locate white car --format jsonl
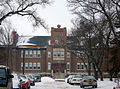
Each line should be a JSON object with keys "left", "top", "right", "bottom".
{"left": 69, "top": 75, "right": 83, "bottom": 85}
{"left": 67, "top": 75, "right": 75, "bottom": 83}
{"left": 80, "top": 76, "right": 97, "bottom": 88}
{"left": 12, "top": 74, "right": 22, "bottom": 89}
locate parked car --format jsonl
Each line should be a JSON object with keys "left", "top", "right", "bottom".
{"left": 67, "top": 75, "right": 75, "bottom": 83}
{"left": 0, "top": 65, "right": 14, "bottom": 89}
{"left": 12, "top": 74, "right": 22, "bottom": 89}
{"left": 69, "top": 75, "right": 83, "bottom": 85}
{"left": 27, "top": 75, "right": 35, "bottom": 86}
{"left": 80, "top": 76, "right": 97, "bottom": 88}
{"left": 113, "top": 78, "right": 120, "bottom": 89}
{"left": 113, "top": 85, "right": 120, "bottom": 89}
{"left": 33, "top": 73, "right": 41, "bottom": 82}
{"left": 19, "top": 75, "right": 31, "bottom": 89}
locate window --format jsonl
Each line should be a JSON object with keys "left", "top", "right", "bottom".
{"left": 67, "top": 52, "right": 70, "bottom": 58}
{"left": 37, "top": 50, "right": 41, "bottom": 58}
{"left": 48, "top": 51, "right": 51, "bottom": 58}
{"left": 77, "top": 53, "right": 80, "bottom": 58}
{"left": 57, "top": 52, "right": 61, "bottom": 57}
{"left": 37, "top": 63, "right": 40, "bottom": 69}
{"left": 29, "top": 50, "right": 32, "bottom": 58}
{"left": 85, "top": 63, "right": 88, "bottom": 69}
{"left": 25, "top": 63, "right": 28, "bottom": 70}
{"left": 21, "top": 50, "right": 23, "bottom": 58}
{"left": 33, "top": 63, "right": 36, "bottom": 69}
{"left": 33, "top": 50, "right": 37, "bottom": 58}
{"left": 53, "top": 52, "right": 57, "bottom": 57}
{"left": 25, "top": 50, "right": 29, "bottom": 58}
{"left": 66, "top": 62, "right": 70, "bottom": 70}
{"left": 21, "top": 62, "right": 23, "bottom": 70}
{"left": 53, "top": 51, "right": 64, "bottom": 58}
{"left": 81, "top": 63, "right": 84, "bottom": 69}
{"left": 77, "top": 63, "right": 80, "bottom": 70}
{"left": 48, "top": 62, "right": 51, "bottom": 70}
{"left": 29, "top": 62, "right": 32, "bottom": 69}
{"left": 61, "top": 52, "right": 64, "bottom": 57}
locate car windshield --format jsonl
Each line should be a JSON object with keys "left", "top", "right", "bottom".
{"left": 0, "top": 68, "right": 6, "bottom": 78}
{"left": 27, "top": 75, "right": 32, "bottom": 79}
{"left": 0, "top": 69, "right": 6, "bottom": 78}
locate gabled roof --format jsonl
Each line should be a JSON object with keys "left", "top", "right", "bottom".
{"left": 18, "top": 36, "right": 51, "bottom": 47}
{"left": 17, "top": 36, "right": 75, "bottom": 47}
{"left": 28, "top": 36, "right": 51, "bottom": 46}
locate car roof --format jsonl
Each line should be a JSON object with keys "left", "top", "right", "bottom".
{"left": 0, "top": 65, "right": 9, "bottom": 69}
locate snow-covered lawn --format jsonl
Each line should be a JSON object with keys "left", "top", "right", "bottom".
{"left": 31, "top": 77, "right": 117, "bottom": 89}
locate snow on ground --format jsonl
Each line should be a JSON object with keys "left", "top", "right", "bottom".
{"left": 31, "top": 77, "right": 117, "bottom": 89}
{"left": 41, "top": 77, "right": 55, "bottom": 83}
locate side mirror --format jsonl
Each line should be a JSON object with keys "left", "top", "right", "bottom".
{"left": 20, "top": 79, "right": 22, "bottom": 82}
{"left": 8, "top": 75, "right": 14, "bottom": 78}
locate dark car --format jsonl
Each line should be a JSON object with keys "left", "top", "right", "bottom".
{"left": 33, "top": 73, "right": 41, "bottom": 82}
{"left": 0, "top": 65, "right": 14, "bottom": 89}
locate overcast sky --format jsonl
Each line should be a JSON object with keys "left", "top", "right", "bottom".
{"left": 10, "top": 0, "right": 74, "bottom": 36}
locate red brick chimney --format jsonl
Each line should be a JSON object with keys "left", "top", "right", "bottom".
{"left": 12, "top": 31, "right": 17, "bottom": 46}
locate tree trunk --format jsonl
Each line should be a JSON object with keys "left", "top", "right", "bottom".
{"left": 109, "top": 73, "right": 113, "bottom": 81}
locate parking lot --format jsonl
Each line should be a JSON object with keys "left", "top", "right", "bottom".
{"left": 30, "top": 77, "right": 117, "bottom": 89}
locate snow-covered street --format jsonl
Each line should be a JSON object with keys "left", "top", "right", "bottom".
{"left": 30, "top": 77, "right": 117, "bottom": 89}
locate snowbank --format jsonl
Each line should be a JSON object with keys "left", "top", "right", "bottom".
{"left": 41, "top": 77, "right": 55, "bottom": 83}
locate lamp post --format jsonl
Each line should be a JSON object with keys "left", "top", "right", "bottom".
{"left": 22, "top": 50, "right": 25, "bottom": 75}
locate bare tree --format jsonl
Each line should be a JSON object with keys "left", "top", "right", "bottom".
{"left": 0, "top": 0, "right": 52, "bottom": 29}
{"left": 67, "top": 0, "right": 120, "bottom": 81}
{"left": 0, "top": 22, "right": 17, "bottom": 69}
{"left": 69, "top": 16, "right": 106, "bottom": 80}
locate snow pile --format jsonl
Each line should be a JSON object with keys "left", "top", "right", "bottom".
{"left": 41, "top": 77, "right": 55, "bottom": 83}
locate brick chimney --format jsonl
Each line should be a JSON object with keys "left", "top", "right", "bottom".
{"left": 12, "top": 31, "right": 17, "bottom": 46}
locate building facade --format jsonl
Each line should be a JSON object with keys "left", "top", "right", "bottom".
{"left": 0, "top": 25, "right": 91, "bottom": 78}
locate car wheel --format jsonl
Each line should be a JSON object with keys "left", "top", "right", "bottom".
{"left": 80, "top": 86, "right": 83, "bottom": 88}
{"left": 95, "top": 85, "right": 97, "bottom": 88}
{"left": 28, "top": 86, "right": 30, "bottom": 89}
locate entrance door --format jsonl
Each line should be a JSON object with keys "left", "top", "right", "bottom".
{"left": 55, "top": 66, "right": 63, "bottom": 73}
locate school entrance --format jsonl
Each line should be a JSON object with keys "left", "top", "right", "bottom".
{"left": 52, "top": 62, "right": 66, "bottom": 79}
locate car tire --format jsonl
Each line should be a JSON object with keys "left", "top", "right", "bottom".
{"left": 95, "top": 85, "right": 97, "bottom": 88}
{"left": 28, "top": 86, "right": 30, "bottom": 89}
{"left": 80, "top": 86, "right": 83, "bottom": 88}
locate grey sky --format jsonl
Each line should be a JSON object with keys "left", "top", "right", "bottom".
{"left": 10, "top": 0, "right": 74, "bottom": 36}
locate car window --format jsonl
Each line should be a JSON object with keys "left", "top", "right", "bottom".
{"left": 74, "top": 75, "right": 82, "bottom": 78}
{"left": 0, "top": 68, "right": 6, "bottom": 78}
{"left": 20, "top": 75, "right": 26, "bottom": 79}
{"left": 83, "top": 76, "right": 95, "bottom": 79}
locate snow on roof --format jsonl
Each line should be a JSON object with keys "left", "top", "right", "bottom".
{"left": 18, "top": 42, "right": 36, "bottom": 46}
{"left": 17, "top": 36, "right": 34, "bottom": 46}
